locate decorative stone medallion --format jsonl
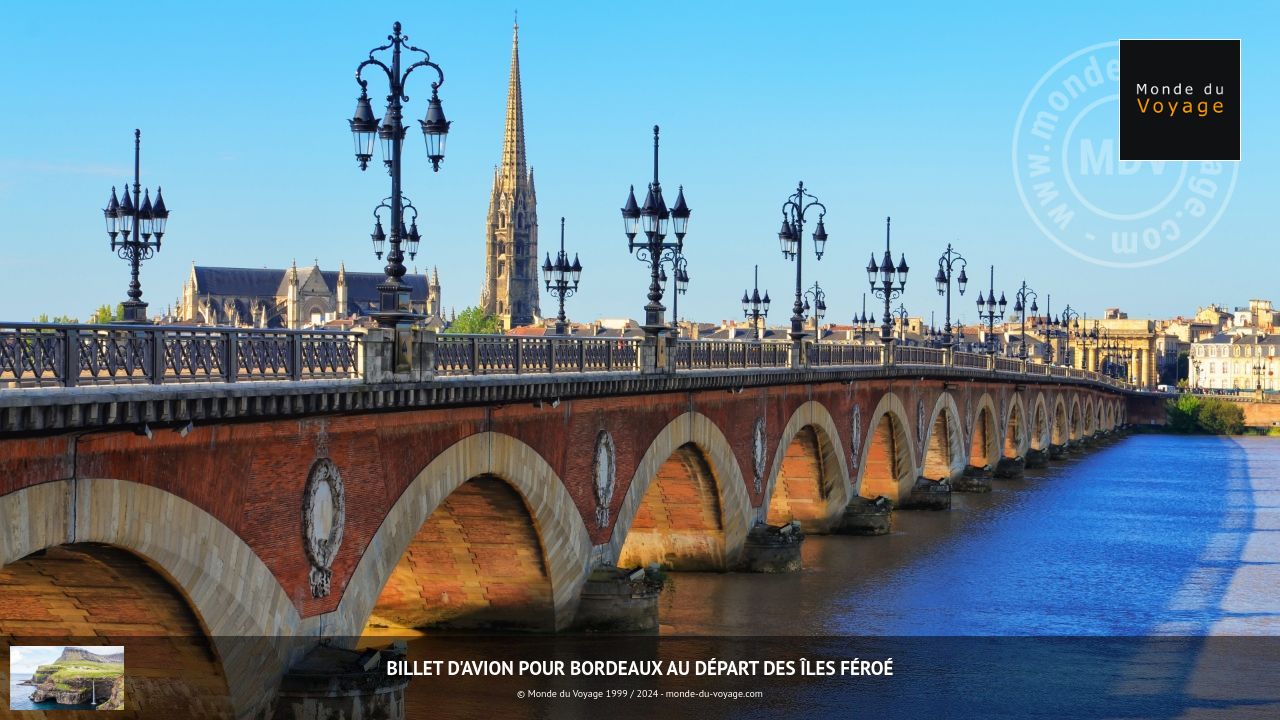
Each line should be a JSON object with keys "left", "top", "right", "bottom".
{"left": 593, "top": 430, "right": 616, "bottom": 528}
{"left": 752, "top": 418, "right": 767, "bottom": 494}
{"left": 302, "top": 457, "right": 345, "bottom": 598}
{"left": 850, "top": 406, "right": 862, "bottom": 468}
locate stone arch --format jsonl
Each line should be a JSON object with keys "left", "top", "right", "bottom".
{"left": 1070, "top": 396, "right": 1084, "bottom": 441}
{"left": 336, "top": 432, "right": 592, "bottom": 636}
{"left": 1084, "top": 397, "right": 1097, "bottom": 435}
{"left": 920, "top": 393, "right": 966, "bottom": 482}
{"left": 1031, "top": 393, "right": 1050, "bottom": 450}
{"left": 968, "top": 393, "right": 1000, "bottom": 470}
{"left": 1003, "top": 393, "right": 1029, "bottom": 458}
{"left": 1052, "top": 395, "right": 1069, "bottom": 445}
{"left": 763, "top": 401, "right": 853, "bottom": 533}
{"left": 0, "top": 479, "right": 294, "bottom": 719}
{"left": 856, "top": 392, "right": 919, "bottom": 504}
{"left": 610, "top": 412, "right": 753, "bottom": 571}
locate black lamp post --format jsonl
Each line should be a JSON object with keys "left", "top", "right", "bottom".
{"left": 854, "top": 293, "right": 876, "bottom": 344}
{"left": 778, "top": 182, "right": 828, "bottom": 353}
{"left": 974, "top": 265, "right": 1006, "bottom": 355}
{"left": 621, "top": 126, "right": 691, "bottom": 346}
{"left": 667, "top": 254, "right": 689, "bottom": 337}
{"left": 348, "top": 21, "right": 450, "bottom": 329}
{"left": 1059, "top": 304, "right": 1082, "bottom": 366}
{"left": 103, "top": 130, "right": 170, "bottom": 324}
{"left": 866, "top": 216, "right": 907, "bottom": 343}
{"left": 803, "top": 281, "right": 827, "bottom": 345}
{"left": 934, "top": 243, "right": 968, "bottom": 347}
{"left": 741, "top": 264, "right": 770, "bottom": 339}
{"left": 893, "top": 303, "right": 909, "bottom": 342}
{"left": 1012, "top": 280, "right": 1039, "bottom": 360}
{"left": 542, "top": 217, "right": 582, "bottom": 335}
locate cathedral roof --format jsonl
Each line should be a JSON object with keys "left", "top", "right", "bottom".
{"left": 193, "top": 266, "right": 285, "bottom": 297}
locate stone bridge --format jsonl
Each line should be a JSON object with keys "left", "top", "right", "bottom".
{"left": 0, "top": 324, "right": 1163, "bottom": 718}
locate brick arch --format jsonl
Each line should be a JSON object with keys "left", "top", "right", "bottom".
{"left": 921, "top": 393, "right": 966, "bottom": 482}
{"left": 1004, "top": 393, "right": 1029, "bottom": 458}
{"left": 1031, "top": 393, "right": 1050, "bottom": 450}
{"left": 1070, "top": 396, "right": 1084, "bottom": 441}
{"left": 762, "top": 400, "right": 852, "bottom": 533}
{"left": 856, "top": 392, "right": 919, "bottom": 504}
{"left": 0, "top": 479, "right": 295, "bottom": 719}
{"left": 334, "top": 432, "right": 592, "bottom": 635}
{"left": 968, "top": 393, "right": 1000, "bottom": 470}
{"left": 1052, "top": 395, "right": 1069, "bottom": 445}
{"left": 608, "top": 412, "right": 753, "bottom": 571}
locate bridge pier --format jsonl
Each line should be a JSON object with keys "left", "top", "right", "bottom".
{"left": 835, "top": 496, "right": 893, "bottom": 535}
{"left": 1047, "top": 444, "right": 1067, "bottom": 460}
{"left": 900, "top": 477, "right": 952, "bottom": 510}
{"left": 993, "top": 456, "right": 1026, "bottom": 479}
{"left": 738, "top": 522, "right": 805, "bottom": 572}
{"left": 1025, "top": 448, "right": 1049, "bottom": 469}
{"left": 272, "top": 642, "right": 408, "bottom": 720}
{"left": 572, "top": 566, "right": 664, "bottom": 633}
{"left": 955, "top": 465, "right": 992, "bottom": 493}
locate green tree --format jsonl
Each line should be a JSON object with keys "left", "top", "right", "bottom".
{"left": 1198, "top": 398, "right": 1244, "bottom": 435}
{"left": 32, "top": 313, "right": 79, "bottom": 324}
{"left": 1166, "top": 394, "right": 1202, "bottom": 433}
{"left": 88, "top": 304, "right": 124, "bottom": 324}
{"left": 443, "top": 306, "right": 504, "bottom": 334}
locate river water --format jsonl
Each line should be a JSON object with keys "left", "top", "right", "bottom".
{"left": 405, "top": 434, "right": 1280, "bottom": 719}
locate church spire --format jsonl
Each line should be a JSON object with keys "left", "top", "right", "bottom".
{"left": 500, "top": 21, "right": 526, "bottom": 188}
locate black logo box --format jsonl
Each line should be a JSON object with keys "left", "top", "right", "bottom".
{"left": 1119, "top": 39, "right": 1240, "bottom": 161}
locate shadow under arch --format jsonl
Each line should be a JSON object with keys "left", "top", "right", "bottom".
{"left": 1084, "top": 397, "right": 1097, "bottom": 435}
{"left": 968, "top": 393, "right": 1000, "bottom": 470}
{"left": 608, "top": 412, "right": 753, "bottom": 572}
{"left": 1070, "top": 396, "right": 1084, "bottom": 441}
{"left": 1004, "top": 394, "right": 1029, "bottom": 458}
{"left": 762, "top": 400, "right": 852, "bottom": 533}
{"left": 1053, "top": 395, "right": 1070, "bottom": 445}
{"left": 0, "top": 479, "right": 295, "bottom": 719}
{"left": 855, "top": 392, "right": 919, "bottom": 504}
{"left": 335, "top": 432, "right": 592, "bottom": 636}
{"left": 921, "top": 393, "right": 966, "bottom": 482}
{"left": 1031, "top": 393, "right": 1050, "bottom": 450}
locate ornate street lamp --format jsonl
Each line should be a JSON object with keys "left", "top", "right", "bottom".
{"left": 974, "top": 265, "right": 1006, "bottom": 355}
{"left": 893, "top": 303, "right": 909, "bottom": 342}
{"left": 934, "top": 243, "right": 968, "bottom": 347}
{"left": 778, "top": 182, "right": 828, "bottom": 353}
{"left": 867, "top": 216, "right": 907, "bottom": 343}
{"left": 1012, "top": 280, "right": 1039, "bottom": 360}
{"left": 1059, "top": 303, "right": 1082, "bottom": 366}
{"left": 854, "top": 293, "right": 876, "bottom": 344}
{"left": 622, "top": 126, "right": 690, "bottom": 348}
{"left": 349, "top": 21, "right": 449, "bottom": 328}
{"left": 803, "top": 281, "right": 827, "bottom": 346}
{"left": 741, "top": 264, "right": 770, "bottom": 339}
{"left": 543, "top": 217, "right": 582, "bottom": 335}
{"left": 103, "top": 130, "right": 170, "bottom": 324}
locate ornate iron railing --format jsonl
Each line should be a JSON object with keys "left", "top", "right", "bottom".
{"left": 0, "top": 323, "right": 359, "bottom": 387}
{"left": 0, "top": 322, "right": 1133, "bottom": 391}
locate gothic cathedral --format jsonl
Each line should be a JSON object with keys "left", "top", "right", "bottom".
{"left": 481, "top": 22, "right": 540, "bottom": 329}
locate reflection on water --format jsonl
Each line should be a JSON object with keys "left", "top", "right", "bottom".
{"left": 400, "top": 435, "right": 1280, "bottom": 719}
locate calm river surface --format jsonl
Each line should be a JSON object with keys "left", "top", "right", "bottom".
{"left": 407, "top": 434, "right": 1280, "bottom": 719}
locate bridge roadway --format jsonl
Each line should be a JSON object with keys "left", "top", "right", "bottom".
{"left": 0, "top": 324, "right": 1162, "bottom": 718}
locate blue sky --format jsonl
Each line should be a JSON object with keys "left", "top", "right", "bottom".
{"left": 9, "top": 646, "right": 124, "bottom": 675}
{"left": 0, "top": 1, "right": 1274, "bottom": 324}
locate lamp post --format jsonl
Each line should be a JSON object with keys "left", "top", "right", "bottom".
{"left": 934, "top": 243, "right": 968, "bottom": 347}
{"left": 1059, "top": 304, "right": 1082, "bottom": 366}
{"left": 621, "top": 126, "right": 691, "bottom": 354}
{"left": 542, "top": 217, "right": 582, "bottom": 335}
{"left": 974, "top": 265, "right": 1006, "bottom": 355}
{"left": 348, "top": 21, "right": 450, "bottom": 329}
{"left": 741, "top": 265, "right": 770, "bottom": 339}
{"left": 667, "top": 254, "right": 690, "bottom": 337}
{"left": 866, "top": 216, "right": 908, "bottom": 343}
{"left": 854, "top": 293, "right": 876, "bottom": 344}
{"left": 893, "top": 303, "right": 909, "bottom": 342}
{"left": 777, "top": 183, "right": 828, "bottom": 358}
{"left": 1011, "top": 280, "right": 1039, "bottom": 360}
{"left": 103, "top": 130, "right": 170, "bottom": 324}
{"left": 803, "top": 282, "right": 827, "bottom": 346}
